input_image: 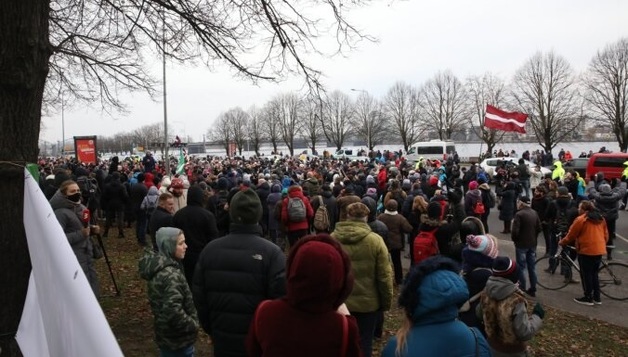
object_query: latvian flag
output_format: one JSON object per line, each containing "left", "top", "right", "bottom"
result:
{"left": 484, "top": 105, "right": 528, "bottom": 133}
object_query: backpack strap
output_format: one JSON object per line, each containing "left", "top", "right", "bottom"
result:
{"left": 319, "top": 195, "right": 325, "bottom": 207}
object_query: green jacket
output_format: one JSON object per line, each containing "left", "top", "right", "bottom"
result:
{"left": 332, "top": 220, "right": 393, "bottom": 313}
{"left": 139, "top": 250, "right": 199, "bottom": 350}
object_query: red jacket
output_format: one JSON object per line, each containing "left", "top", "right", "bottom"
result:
{"left": 281, "top": 186, "right": 314, "bottom": 232}
{"left": 377, "top": 168, "right": 387, "bottom": 191}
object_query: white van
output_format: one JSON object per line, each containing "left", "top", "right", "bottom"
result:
{"left": 404, "top": 140, "right": 456, "bottom": 163}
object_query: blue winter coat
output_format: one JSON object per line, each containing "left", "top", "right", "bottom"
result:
{"left": 381, "top": 270, "right": 491, "bottom": 357}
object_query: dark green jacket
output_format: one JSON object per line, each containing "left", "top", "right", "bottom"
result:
{"left": 139, "top": 250, "right": 199, "bottom": 350}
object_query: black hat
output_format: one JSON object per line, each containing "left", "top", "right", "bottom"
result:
{"left": 229, "top": 188, "right": 262, "bottom": 225}
{"left": 492, "top": 256, "right": 519, "bottom": 284}
{"left": 518, "top": 196, "right": 531, "bottom": 205}
{"left": 427, "top": 201, "right": 442, "bottom": 219}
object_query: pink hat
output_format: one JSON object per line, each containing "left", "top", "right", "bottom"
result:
{"left": 469, "top": 180, "right": 478, "bottom": 190}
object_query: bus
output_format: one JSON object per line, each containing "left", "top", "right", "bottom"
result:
{"left": 404, "top": 140, "right": 456, "bottom": 163}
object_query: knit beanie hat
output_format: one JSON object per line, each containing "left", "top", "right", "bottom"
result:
{"left": 466, "top": 234, "right": 498, "bottom": 259}
{"left": 469, "top": 180, "right": 478, "bottom": 190}
{"left": 427, "top": 201, "right": 442, "bottom": 220}
{"left": 429, "top": 176, "right": 439, "bottom": 186}
{"left": 156, "top": 227, "right": 183, "bottom": 259}
{"left": 557, "top": 186, "right": 569, "bottom": 197}
{"left": 229, "top": 188, "right": 263, "bottom": 225}
{"left": 599, "top": 183, "right": 611, "bottom": 194}
{"left": 492, "top": 256, "right": 519, "bottom": 283}
{"left": 366, "top": 175, "right": 375, "bottom": 184}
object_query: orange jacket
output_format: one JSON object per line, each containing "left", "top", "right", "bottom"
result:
{"left": 559, "top": 213, "right": 608, "bottom": 256}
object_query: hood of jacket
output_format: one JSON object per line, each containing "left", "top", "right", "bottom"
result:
{"left": 461, "top": 247, "right": 495, "bottom": 274}
{"left": 147, "top": 185, "right": 160, "bottom": 197}
{"left": 478, "top": 183, "right": 491, "bottom": 191}
{"left": 138, "top": 250, "right": 179, "bottom": 281}
{"left": 412, "top": 270, "right": 469, "bottom": 324}
{"left": 287, "top": 185, "right": 306, "bottom": 199}
{"left": 484, "top": 276, "right": 519, "bottom": 301}
{"left": 553, "top": 161, "right": 563, "bottom": 169}
{"left": 49, "top": 189, "right": 83, "bottom": 213}
{"left": 585, "top": 208, "right": 605, "bottom": 223}
{"left": 284, "top": 235, "right": 354, "bottom": 313}
{"left": 186, "top": 186, "right": 205, "bottom": 206}
{"left": 332, "top": 220, "right": 373, "bottom": 244}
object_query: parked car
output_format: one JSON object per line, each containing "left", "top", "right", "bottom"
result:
{"left": 480, "top": 157, "right": 551, "bottom": 180}
{"left": 332, "top": 148, "right": 370, "bottom": 162}
{"left": 562, "top": 158, "right": 589, "bottom": 178}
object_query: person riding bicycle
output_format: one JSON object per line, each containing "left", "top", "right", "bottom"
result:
{"left": 558, "top": 200, "right": 608, "bottom": 306}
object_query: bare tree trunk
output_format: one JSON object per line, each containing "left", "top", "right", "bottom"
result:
{"left": 0, "top": 1, "right": 50, "bottom": 356}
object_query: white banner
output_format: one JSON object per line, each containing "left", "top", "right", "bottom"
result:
{"left": 16, "top": 169, "right": 123, "bottom": 357}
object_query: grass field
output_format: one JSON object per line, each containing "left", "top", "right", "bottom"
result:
{"left": 95, "top": 229, "right": 628, "bottom": 356}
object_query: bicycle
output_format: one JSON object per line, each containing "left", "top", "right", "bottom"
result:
{"left": 535, "top": 245, "right": 628, "bottom": 300}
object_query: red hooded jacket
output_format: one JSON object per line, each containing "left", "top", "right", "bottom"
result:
{"left": 281, "top": 186, "right": 314, "bottom": 232}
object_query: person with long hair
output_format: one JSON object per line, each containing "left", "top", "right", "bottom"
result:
{"left": 382, "top": 256, "right": 491, "bottom": 357}
{"left": 559, "top": 200, "right": 608, "bottom": 306}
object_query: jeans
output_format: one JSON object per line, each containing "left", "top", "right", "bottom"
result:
{"left": 578, "top": 254, "right": 602, "bottom": 301}
{"left": 520, "top": 180, "right": 530, "bottom": 198}
{"left": 516, "top": 247, "right": 538, "bottom": 292}
{"left": 352, "top": 311, "right": 379, "bottom": 357}
{"left": 159, "top": 344, "right": 194, "bottom": 357}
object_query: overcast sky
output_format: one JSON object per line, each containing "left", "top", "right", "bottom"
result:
{"left": 40, "top": 0, "right": 628, "bottom": 144}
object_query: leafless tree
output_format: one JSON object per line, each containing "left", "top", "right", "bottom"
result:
{"left": 512, "top": 51, "right": 583, "bottom": 154}
{"left": 385, "top": 81, "right": 422, "bottom": 151}
{"left": 418, "top": 70, "right": 468, "bottom": 140}
{"left": 261, "top": 100, "right": 282, "bottom": 155}
{"left": 353, "top": 92, "right": 390, "bottom": 150}
{"left": 301, "top": 97, "right": 324, "bottom": 153}
{"left": 223, "top": 107, "right": 249, "bottom": 156}
{"left": 211, "top": 113, "right": 233, "bottom": 156}
{"left": 466, "top": 73, "right": 509, "bottom": 156}
{"left": 247, "top": 106, "right": 265, "bottom": 157}
{"left": 584, "top": 38, "right": 628, "bottom": 151}
{"left": 277, "top": 93, "right": 301, "bottom": 156}
{"left": 319, "top": 90, "right": 353, "bottom": 151}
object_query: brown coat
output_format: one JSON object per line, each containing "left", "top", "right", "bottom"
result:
{"left": 377, "top": 212, "right": 412, "bottom": 250}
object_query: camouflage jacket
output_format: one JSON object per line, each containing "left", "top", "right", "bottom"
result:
{"left": 139, "top": 250, "right": 199, "bottom": 350}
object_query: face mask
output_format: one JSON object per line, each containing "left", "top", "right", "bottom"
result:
{"left": 67, "top": 193, "right": 82, "bottom": 203}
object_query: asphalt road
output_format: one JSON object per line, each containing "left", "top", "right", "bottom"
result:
{"left": 401, "top": 207, "right": 628, "bottom": 328}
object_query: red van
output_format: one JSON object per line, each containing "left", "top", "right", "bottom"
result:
{"left": 585, "top": 153, "right": 628, "bottom": 182}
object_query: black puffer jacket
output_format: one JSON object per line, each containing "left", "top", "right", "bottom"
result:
{"left": 192, "top": 224, "right": 286, "bottom": 357}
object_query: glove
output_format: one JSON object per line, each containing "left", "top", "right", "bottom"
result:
{"left": 532, "top": 302, "right": 545, "bottom": 319}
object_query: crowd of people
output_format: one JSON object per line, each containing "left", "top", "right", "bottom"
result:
{"left": 40, "top": 146, "right": 627, "bottom": 356}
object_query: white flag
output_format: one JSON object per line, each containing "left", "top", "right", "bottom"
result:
{"left": 16, "top": 169, "right": 123, "bottom": 357}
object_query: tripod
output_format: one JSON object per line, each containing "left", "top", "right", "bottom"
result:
{"left": 87, "top": 200, "right": 121, "bottom": 296}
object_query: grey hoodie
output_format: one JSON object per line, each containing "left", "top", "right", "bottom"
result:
{"left": 483, "top": 276, "right": 543, "bottom": 342}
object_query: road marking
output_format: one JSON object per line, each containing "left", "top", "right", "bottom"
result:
{"left": 616, "top": 233, "right": 628, "bottom": 244}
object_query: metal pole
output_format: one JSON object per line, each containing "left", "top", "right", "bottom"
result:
{"left": 61, "top": 91, "right": 65, "bottom": 156}
{"left": 162, "top": 9, "right": 169, "bottom": 172}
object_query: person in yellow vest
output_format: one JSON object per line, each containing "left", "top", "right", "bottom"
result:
{"left": 621, "top": 161, "right": 628, "bottom": 210}
{"left": 551, "top": 161, "right": 565, "bottom": 183}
